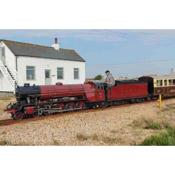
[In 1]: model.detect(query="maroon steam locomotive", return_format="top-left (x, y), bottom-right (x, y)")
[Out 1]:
top-left (6, 78), bottom-right (150, 120)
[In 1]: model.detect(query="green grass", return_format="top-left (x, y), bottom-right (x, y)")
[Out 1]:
top-left (141, 126), bottom-right (175, 145)
top-left (132, 118), bottom-right (162, 130)
top-left (144, 121), bottom-right (161, 130)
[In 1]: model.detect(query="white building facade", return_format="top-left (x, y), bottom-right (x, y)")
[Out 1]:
top-left (0, 39), bottom-right (86, 93)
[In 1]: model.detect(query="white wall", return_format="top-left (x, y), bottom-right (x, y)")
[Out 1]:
top-left (0, 41), bottom-right (16, 92)
top-left (0, 42), bottom-right (16, 70)
top-left (17, 56), bottom-right (85, 86)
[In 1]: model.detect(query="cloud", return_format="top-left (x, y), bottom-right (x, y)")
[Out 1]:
top-left (0, 29), bottom-right (129, 42)
top-left (130, 29), bottom-right (175, 45)
top-left (1, 29), bottom-right (175, 45)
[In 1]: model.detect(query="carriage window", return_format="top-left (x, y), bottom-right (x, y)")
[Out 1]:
top-left (169, 79), bottom-right (172, 85)
top-left (160, 80), bottom-right (163, 86)
top-left (164, 80), bottom-right (167, 86)
top-left (169, 79), bottom-right (173, 85)
top-left (157, 80), bottom-right (163, 86)
top-left (173, 79), bottom-right (175, 85)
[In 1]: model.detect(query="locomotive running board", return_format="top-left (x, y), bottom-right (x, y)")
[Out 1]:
top-left (40, 107), bottom-right (83, 115)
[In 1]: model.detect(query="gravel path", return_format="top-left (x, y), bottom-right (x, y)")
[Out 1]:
top-left (0, 98), bottom-right (175, 145)
top-left (0, 97), bottom-right (14, 120)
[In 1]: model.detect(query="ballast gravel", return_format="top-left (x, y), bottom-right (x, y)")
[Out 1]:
top-left (0, 98), bottom-right (175, 145)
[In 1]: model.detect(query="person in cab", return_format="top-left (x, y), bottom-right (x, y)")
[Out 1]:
top-left (105, 70), bottom-right (115, 87)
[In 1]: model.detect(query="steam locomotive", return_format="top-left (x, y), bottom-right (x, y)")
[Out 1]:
top-left (5, 75), bottom-right (175, 120)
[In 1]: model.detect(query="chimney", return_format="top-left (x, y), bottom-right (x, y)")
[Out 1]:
top-left (52, 37), bottom-right (60, 50)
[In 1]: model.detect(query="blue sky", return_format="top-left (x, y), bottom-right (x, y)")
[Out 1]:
top-left (1, 29), bottom-right (175, 78)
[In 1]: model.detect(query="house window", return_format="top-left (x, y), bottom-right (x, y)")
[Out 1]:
top-left (57, 67), bottom-right (63, 79)
top-left (0, 47), bottom-right (5, 64)
top-left (0, 47), bottom-right (5, 57)
top-left (74, 68), bottom-right (79, 79)
top-left (2, 47), bottom-right (5, 57)
top-left (26, 66), bottom-right (35, 80)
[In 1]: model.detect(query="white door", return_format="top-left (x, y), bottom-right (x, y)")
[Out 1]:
top-left (45, 69), bottom-right (52, 85)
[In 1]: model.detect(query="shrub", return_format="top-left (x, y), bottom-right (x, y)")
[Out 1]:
top-left (132, 118), bottom-right (162, 130)
top-left (141, 127), bottom-right (175, 145)
top-left (144, 121), bottom-right (161, 130)
top-left (94, 75), bottom-right (103, 80)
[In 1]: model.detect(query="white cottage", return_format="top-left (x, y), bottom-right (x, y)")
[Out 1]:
top-left (0, 38), bottom-right (86, 93)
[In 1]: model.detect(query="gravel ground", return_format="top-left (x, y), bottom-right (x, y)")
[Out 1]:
top-left (0, 97), bottom-right (15, 120)
top-left (0, 98), bottom-right (175, 146)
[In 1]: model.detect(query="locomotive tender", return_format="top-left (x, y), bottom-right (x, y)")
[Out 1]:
top-left (6, 74), bottom-right (175, 120)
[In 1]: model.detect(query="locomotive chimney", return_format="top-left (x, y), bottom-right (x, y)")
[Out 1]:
top-left (52, 37), bottom-right (60, 50)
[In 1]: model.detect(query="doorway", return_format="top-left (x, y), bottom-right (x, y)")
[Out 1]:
top-left (45, 69), bottom-right (51, 85)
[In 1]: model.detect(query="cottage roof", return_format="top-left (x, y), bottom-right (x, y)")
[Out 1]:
top-left (0, 39), bottom-right (85, 62)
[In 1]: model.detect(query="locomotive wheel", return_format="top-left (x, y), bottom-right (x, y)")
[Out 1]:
top-left (13, 112), bottom-right (24, 120)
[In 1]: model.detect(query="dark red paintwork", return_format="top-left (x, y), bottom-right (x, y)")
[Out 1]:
top-left (39, 82), bottom-right (147, 102)
top-left (40, 82), bottom-right (105, 102)
top-left (108, 83), bottom-right (148, 101)
top-left (84, 82), bottom-right (105, 102)
top-left (40, 84), bottom-right (86, 100)
top-left (24, 106), bottom-right (35, 115)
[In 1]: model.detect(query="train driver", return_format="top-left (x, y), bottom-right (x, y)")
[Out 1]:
top-left (105, 70), bottom-right (115, 87)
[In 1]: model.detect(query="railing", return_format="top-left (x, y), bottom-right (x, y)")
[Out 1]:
top-left (9, 65), bottom-right (22, 85)
top-left (0, 59), bottom-right (16, 90)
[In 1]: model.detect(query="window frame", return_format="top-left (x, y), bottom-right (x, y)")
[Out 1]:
top-left (26, 66), bottom-right (35, 80)
top-left (57, 67), bottom-right (64, 80)
top-left (74, 68), bottom-right (79, 80)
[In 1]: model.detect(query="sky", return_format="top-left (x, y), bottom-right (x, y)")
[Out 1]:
top-left (1, 29), bottom-right (175, 78)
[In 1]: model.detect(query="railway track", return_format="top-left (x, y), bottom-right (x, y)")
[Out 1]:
top-left (0, 98), bottom-right (164, 127)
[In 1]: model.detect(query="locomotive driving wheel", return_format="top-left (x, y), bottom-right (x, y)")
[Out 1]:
top-left (13, 111), bottom-right (25, 120)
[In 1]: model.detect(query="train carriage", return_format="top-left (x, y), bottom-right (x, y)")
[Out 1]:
top-left (139, 75), bottom-right (175, 98)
